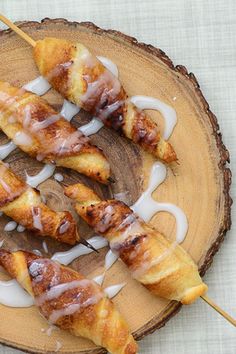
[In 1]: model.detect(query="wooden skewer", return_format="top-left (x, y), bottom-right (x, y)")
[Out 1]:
top-left (201, 295), bottom-right (236, 327)
top-left (0, 13), bottom-right (36, 47)
top-left (0, 12), bottom-right (235, 329)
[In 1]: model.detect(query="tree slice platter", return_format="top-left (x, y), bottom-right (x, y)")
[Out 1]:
top-left (0, 19), bottom-right (232, 354)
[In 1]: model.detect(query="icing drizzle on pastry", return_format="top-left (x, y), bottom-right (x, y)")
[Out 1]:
top-left (0, 141), bottom-right (16, 160)
top-left (26, 164), bottom-right (56, 188)
top-left (131, 162), bottom-right (188, 244)
top-left (130, 95), bottom-right (177, 140)
top-left (60, 99), bottom-right (80, 121)
top-left (23, 76), bottom-right (51, 96)
top-left (51, 236), bottom-right (108, 265)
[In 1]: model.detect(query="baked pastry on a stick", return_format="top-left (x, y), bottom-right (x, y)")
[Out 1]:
top-left (33, 38), bottom-right (176, 163)
top-left (0, 81), bottom-right (110, 184)
top-left (0, 161), bottom-right (77, 244)
top-left (0, 249), bottom-right (137, 354)
top-left (65, 183), bottom-right (208, 304)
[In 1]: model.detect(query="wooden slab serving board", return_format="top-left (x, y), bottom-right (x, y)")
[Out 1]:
top-left (0, 19), bottom-right (232, 353)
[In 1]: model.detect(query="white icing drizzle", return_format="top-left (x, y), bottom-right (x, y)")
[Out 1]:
top-left (26, 164), bottom-right (55, 188)
top-left (131, 162), bottom-right (188, 244)
top-left (0, 164), bottom-right (11, 194)
top-left (4, 221), bottom-right (17, 232)
top-left (13, 131), bottom-right (33, 146)
top-left (46, 61), bottom-right (73, 82)
top-left (51, 236), bottom-right (108, 265)
top-left (59, 220), bottom-right (70, 234)
top-left (35, 279), bottom-right (91, 306)
top-left (48, 287), bottom-right (103, 324)
top-left (79, 117), bottom-right (104, 136)
top-left (80, 49), bottom-right (122, 119)
top-left (22, 104), bottom-right (31, 129)
top-left (42, 240), bottom-right (49, 254)
top-left (0, 88), bottom-right (88, 163)
top-left (0, 141), bottom-right (16, 160)
top-left (104, 283), bottom-right (126, 299)
top-left (32, 207), bottom-right (43, 231)
top-left (54, 173), bottom-right (64, 182)
top-left (97, 56), bottom-right (119, 78)
top-left (105, 250), bottom-right (119, 270)
top-left (16, 224), bottom-right (25, 233)
top-left (29, 259), bottom-right (61, 286)
top-left (60, 100), bottom-right (80, 121)
top-left (93, 273), bottom-right (105, 286)
top-left (23, 76), bottom-right (51, 96)
top-left (30, 114), bottom-right (61, 132)
top-left (99, 100), bottom-right (124, 122)
top-left (131, 241), bottom-right (178, 279)
top-left (36, 130), bottom-right (89, 161)
top-left (109, 215), bottom-right (143, 252)
top-left (130, 95), bottom-right (177, 140)
top-left (33, 249), bottom-right (43, 256)
top-left (0, 280), bottom-right (34, 307)
top-left (22, 56), bottom-right (118, 138)
top-left (0, 239), bottom-right (4, 247)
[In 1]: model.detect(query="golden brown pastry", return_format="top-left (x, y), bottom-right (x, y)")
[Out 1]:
top-left (0, 249), bottom-right (137, 354)
top-left (65, 183), bottom-right (208, 304)
top-left (33, 38), bottom-right (176, 163)
top-left (0, 161), bottom-right (77, 244)
top-left (0, 81), bottom-right (110, 184)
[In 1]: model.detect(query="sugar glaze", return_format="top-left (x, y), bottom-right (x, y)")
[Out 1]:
top-left (0, 141), bottom-right (16, 160)
top-left (130, 95), bottom-right (177, 140)
top-left (23, 76), bottom-right (51, 96)
top-left (0, 280), bottom-right (34, 307)
top-left (131, 162), bottom-right (188, 244)
top-left (26, 164), bottom-right (56, 188)
top-left (51, 236), bottom-right (108, 265)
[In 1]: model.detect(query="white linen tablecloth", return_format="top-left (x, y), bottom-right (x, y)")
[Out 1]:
top-left (0, 0), bottom-right (235, 353)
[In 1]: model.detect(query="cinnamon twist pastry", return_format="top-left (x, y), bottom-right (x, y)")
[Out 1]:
top-left (65, 183), bottom-right (208, 304)
top-left (0, 161), bottom-right (77, 244)
top-left (33, 38), bottom-right (176, 163)
top-left (0, 81), bottom-right (110, 184)
top-left (0, 249), bottom-right (137, 354)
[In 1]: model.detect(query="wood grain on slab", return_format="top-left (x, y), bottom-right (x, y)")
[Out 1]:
top-left (0, 18), bottom-right (232, 354)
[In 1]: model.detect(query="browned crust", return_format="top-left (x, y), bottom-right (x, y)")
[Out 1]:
top-left (0, 18), bottom-right (232, 353)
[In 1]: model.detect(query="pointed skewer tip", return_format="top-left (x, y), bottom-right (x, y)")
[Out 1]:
top-left (80, 238), bottom-right (99, 253)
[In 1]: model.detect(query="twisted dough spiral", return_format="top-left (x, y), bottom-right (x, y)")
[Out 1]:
top-left (65, 183), bottom-right (208, 304)
top-left (0, 81), bottom-right (110, 184)
top-left (0, 249), bottom-right (137, 354)
top-left (33, 37), bottom-right (176, 163)
top-left (0, 161), bottom-right (77, 244)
